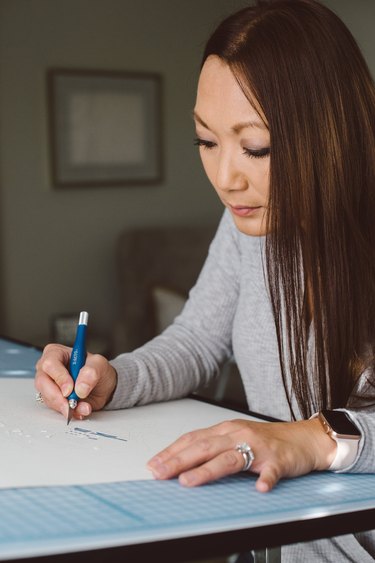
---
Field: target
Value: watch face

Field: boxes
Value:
[321,410,361,437]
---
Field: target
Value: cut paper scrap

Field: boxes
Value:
[0,378,260,489]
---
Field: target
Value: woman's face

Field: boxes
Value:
[194,55,270,236]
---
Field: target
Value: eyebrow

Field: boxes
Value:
[193,111,267,133]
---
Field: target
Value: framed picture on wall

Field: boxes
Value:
[47,68,163,187]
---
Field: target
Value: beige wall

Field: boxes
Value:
[0,0,374,347]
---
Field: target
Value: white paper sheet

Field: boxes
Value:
[0,378,260,488]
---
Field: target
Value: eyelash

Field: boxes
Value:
[242,147,270,159]
[193,138,270,159]
[194,138,216,150]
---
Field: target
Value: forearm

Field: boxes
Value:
[106,322,228,409]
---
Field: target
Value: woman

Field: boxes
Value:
[35,1,375,560]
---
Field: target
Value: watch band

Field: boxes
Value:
[310,411,360,471]
[327,436,359,471]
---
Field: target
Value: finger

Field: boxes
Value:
[35,344,73,397]
[256,464,281,493]
[148,420,237,467]
[74,401,92,419]
[74,354,114,410]
[148,433,235,480]
[34,373,68,417]
[148,426,221,470]
[179,447,245,487]
[74,363,100,399]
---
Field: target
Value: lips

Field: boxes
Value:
[229,204,262,217]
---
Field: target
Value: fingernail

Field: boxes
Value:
[180,472,196,486]
[75,383,90,398]
[61,383,71,397]
[147,456,160,468]
[150,462,168,478]
[79,403,90,416]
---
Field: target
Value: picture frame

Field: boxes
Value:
[47,68,162,187]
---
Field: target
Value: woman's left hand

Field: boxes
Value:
[147,418,336,492]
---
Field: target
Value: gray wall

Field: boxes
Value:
[0,0,374,347]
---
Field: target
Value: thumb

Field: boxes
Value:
[255,464,280,493]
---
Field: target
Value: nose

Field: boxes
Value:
[215,150,248,192]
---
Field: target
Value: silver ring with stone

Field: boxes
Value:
[35,391,44,403]
[235,442,254,471]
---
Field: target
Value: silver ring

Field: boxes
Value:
[235,442,254,471]
[35,391,44,403]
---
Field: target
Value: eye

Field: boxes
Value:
[243,147,270,159]
[193,138,217,150]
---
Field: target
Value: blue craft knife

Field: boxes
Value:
[67,311,88,425]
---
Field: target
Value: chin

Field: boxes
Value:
[231,215,268,237]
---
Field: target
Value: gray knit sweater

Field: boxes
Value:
[109,209,375,561]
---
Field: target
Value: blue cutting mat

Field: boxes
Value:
[0,338,41,377]
[0,337,374,560]
[0,472,374,560]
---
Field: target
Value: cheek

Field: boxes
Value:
[200,153,225,197]
[199,151,217,188]
[262,178,270,202]
[254,163,270,195]
[256,162,270,188]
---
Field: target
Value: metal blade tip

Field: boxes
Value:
[67,407,73,425]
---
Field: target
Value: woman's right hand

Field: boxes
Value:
[34,343,118,421]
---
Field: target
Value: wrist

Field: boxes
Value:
[308,417,337,470]
[310,410,361,471]
[105,365,118,406]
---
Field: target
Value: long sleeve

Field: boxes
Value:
[340,368,375,473]
[107,210,240,409]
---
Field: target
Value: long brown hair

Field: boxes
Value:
[202,0,375,419]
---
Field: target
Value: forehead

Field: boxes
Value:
[195,55,266,128]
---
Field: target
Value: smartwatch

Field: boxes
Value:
[315,410,361,471]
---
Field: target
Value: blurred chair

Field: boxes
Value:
[112,224,215,354]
